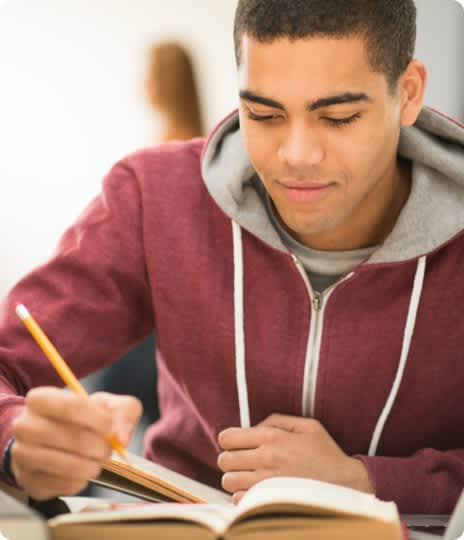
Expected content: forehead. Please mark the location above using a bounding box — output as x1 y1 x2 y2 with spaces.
238 34 384 100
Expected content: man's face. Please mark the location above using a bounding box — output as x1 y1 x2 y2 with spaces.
238 35 406 250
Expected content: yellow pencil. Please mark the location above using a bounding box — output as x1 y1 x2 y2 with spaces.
15 303 128 462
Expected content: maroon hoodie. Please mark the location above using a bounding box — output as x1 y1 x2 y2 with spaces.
1 108 464 513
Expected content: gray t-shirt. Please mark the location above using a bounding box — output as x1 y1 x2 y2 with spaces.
265 195 378 292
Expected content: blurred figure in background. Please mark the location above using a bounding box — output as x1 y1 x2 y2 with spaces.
84 40 205 458
145 41 204 141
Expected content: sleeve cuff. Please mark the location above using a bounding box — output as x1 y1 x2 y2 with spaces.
355 452 464 514
2 437 17 486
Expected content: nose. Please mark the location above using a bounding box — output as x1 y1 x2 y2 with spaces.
277 119 325 168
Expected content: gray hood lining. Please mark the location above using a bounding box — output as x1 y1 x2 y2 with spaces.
202 108 464 264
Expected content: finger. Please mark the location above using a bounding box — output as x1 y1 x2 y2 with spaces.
221 470 272 493
16 469 89 501
260 413 319 433
90 392 143 424
90 393 143 445
13 413 112 461
217 449 263 472
12 440 104 481
232 491 246 505
26 388 113 437
218 426 278 450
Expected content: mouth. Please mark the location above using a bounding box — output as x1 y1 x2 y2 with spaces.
277 178 335 203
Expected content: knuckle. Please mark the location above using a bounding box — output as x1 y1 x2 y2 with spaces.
73 430 103 457
70 436 88 457
259 470 274 482
91 437 111 461
262 428 277 444
91 407 113 433
61 398 78 421
306 419 321 433
267 413 280 424
260 446 276 468
12 416 29 440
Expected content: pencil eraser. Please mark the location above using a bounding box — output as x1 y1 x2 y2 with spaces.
16 304 29 320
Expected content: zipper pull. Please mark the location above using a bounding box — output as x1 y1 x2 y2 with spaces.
312 292 322 312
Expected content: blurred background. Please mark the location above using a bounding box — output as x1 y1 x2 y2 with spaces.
0 1 463 470
0 0 463 297
0 0 238 295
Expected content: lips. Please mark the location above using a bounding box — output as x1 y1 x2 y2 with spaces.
278 177 332 190
277 179 334 203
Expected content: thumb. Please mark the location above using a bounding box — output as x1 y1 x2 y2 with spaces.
259 413 316 433
90 392 143 446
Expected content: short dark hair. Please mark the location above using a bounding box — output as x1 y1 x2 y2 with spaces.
234 0 417 91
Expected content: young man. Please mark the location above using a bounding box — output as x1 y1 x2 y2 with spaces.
1 0 463 514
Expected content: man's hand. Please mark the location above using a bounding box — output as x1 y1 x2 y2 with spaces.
10 386 142 500
218 414 374 503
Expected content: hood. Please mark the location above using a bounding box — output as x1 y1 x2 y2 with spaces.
201 107 464 264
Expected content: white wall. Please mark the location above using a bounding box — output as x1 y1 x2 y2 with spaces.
1 0 463 297
0 0 239 295
415 0 464 120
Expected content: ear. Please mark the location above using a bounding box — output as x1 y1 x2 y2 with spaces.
399 60 428 127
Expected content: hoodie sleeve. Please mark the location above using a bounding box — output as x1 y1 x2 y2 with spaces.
0 158 154 482
357 448 464 514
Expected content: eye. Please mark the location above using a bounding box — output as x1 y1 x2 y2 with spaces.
243 103 282 122
247 111 280 122
322 113 361 127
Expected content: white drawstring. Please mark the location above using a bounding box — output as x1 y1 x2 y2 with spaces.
368 255 427 456
232 221 250 428
231 219 426 448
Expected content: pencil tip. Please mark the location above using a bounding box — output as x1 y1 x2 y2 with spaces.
116 447 131 465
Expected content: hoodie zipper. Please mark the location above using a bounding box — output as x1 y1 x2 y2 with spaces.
291 253 353 417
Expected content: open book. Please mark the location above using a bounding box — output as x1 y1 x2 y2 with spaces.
48 476 402 540
95 450 232 504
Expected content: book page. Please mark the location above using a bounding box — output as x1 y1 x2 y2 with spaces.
225 515 401 540
103 451 233 505
233 477 399 524
93 468 175 502
59 496 118 513
48 502 238 535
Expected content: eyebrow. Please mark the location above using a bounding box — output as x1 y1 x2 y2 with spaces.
239 90 372 111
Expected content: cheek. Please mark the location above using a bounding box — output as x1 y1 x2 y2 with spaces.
363 126 399 178
241 125 274 174
330 124 388 183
